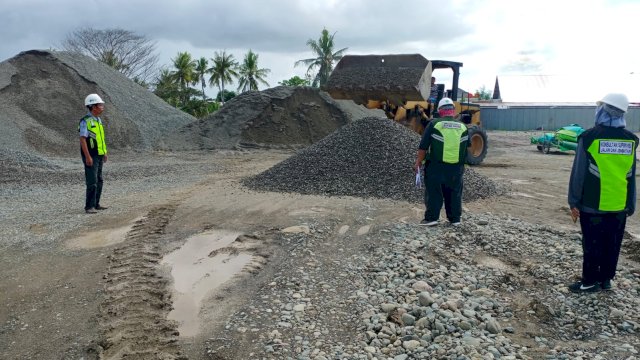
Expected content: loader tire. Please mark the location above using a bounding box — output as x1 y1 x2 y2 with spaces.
466 126 488 165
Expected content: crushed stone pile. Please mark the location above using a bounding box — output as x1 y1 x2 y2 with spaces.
165 86 357 150
220 211 640 358
0 49 196 162
244 117 507 202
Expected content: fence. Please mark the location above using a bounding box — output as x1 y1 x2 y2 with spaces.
480 104 640 132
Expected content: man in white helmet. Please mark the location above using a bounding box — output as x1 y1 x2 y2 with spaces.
414 97 469 226
567 93 638 292
79 93 108 214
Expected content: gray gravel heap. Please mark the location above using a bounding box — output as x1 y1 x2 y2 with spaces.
244 117 507 202
0 49 196 159
165 86 350 150
218 213 640 359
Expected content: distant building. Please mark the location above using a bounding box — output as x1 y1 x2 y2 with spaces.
481 74 640 131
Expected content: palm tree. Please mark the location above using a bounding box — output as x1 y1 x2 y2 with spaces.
171 51 196 106
154 68 180 107
194 57 209 101
208 50 239 105
237 50 270 93
295 28 348 88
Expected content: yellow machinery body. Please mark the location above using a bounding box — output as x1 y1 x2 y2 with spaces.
325 54 488 165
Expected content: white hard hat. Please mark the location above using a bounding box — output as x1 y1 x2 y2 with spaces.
597 93 629 113
85 93 105 107
437 97 454 110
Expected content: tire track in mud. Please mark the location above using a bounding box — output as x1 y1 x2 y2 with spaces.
97 205 186 360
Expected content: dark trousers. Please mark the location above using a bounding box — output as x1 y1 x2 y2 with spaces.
424 163 464 223
83 154 104 210
579 211 626 284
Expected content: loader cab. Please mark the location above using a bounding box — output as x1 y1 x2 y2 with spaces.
430 60 480 126
430 60 462 102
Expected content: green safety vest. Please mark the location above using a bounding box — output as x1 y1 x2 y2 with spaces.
429 119 468 164
586 138 635 211
80 116 107 156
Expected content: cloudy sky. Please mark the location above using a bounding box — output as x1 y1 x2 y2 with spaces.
1 0 638 102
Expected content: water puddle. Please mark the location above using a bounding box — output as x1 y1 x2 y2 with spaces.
66 218 140 249
161 229 252 337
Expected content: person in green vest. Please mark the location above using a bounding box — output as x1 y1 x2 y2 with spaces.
568 93 638 293
414 98 469 226
79 93 108 214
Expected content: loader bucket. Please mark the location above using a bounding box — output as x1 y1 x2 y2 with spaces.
324 54 432 106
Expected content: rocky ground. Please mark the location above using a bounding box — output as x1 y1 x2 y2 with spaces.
1 131 639 360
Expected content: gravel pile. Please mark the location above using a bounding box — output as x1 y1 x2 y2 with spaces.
244 117 507 203
165 86 350 150
0 50 195 159
217 213 640 359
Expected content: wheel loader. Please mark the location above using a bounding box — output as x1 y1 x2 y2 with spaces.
324 54 488 165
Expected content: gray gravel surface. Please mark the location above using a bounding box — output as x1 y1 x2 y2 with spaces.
216 212 640 359
244 117 508 203
0 152 221 251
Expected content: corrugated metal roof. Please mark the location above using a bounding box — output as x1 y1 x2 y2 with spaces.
480 102 596 107
494 74 640 103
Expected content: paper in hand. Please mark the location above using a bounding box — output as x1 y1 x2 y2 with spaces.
415 168 423 189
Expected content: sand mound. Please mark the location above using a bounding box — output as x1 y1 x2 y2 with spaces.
165 86 360 150
244 117 507 202
0 50 195 160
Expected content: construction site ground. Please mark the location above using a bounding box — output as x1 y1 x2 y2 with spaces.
1 130 639 360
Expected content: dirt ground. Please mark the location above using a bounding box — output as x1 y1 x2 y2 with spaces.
1 130 638 359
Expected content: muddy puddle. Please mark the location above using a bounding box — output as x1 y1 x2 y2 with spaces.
66 218 140 249
161 229 254 337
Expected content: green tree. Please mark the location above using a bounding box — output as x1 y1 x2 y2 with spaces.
181 95 212 118
295 28 347 87
278 75 310 87
475 86 492 100
216 90 237 102
194 57 209 101
171 53 195 88
208 51 239 105
237 50 270 92
153 68 180 107
154 64 218 118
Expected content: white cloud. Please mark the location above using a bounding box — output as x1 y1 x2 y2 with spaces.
0 0 638 100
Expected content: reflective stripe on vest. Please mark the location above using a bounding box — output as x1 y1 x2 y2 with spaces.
433 121 466 164
586 139 635 211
